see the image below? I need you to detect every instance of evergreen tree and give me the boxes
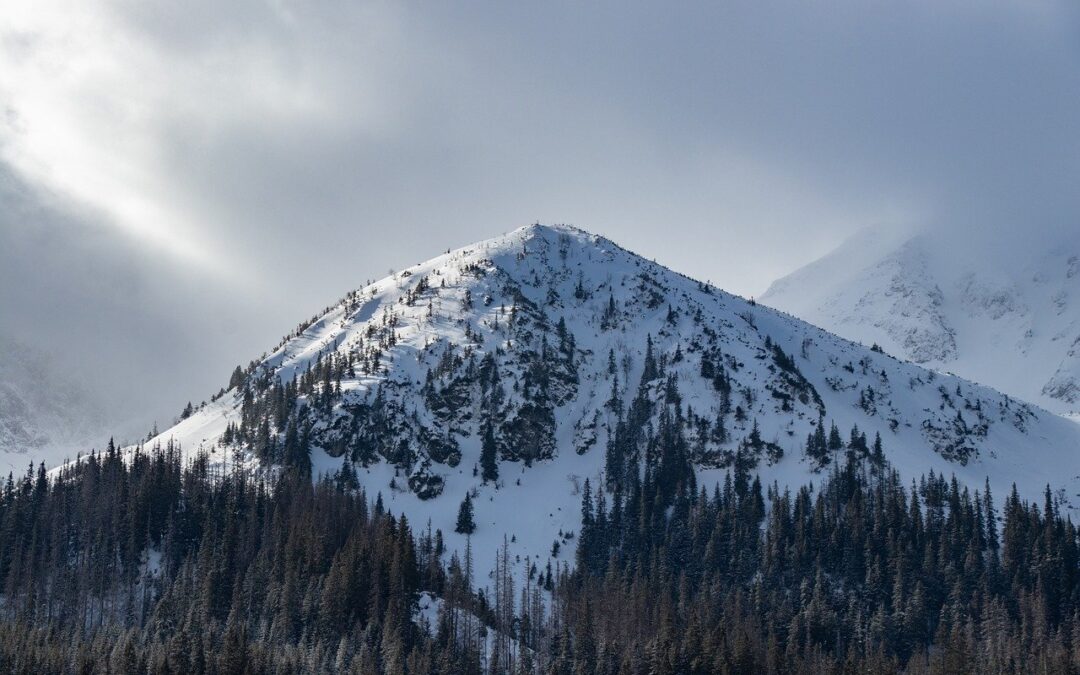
[641,334,659,384]
[228,365,245,389]
[7,405,1080,673]
[455,493,476,534]
[480,423,499,484]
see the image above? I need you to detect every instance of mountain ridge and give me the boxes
[762,228,1080,418]
[116,223,1080,570]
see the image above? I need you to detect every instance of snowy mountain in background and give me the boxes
[762,228,1080,419]
[126,224,1080,571]
[0,335,107,474]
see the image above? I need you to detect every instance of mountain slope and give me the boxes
[762,229,1080,418]
[0,335,106,474]
[136,224,1080,570]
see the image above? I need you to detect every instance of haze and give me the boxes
[1,1,1078,440]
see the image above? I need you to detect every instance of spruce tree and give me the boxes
[480,424,499,484]
[455,493,476,534]
[228,365,245,390]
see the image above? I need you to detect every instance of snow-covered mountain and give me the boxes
[0,335,106,474]
[762,229,1080,419]
[130,224,1080,571]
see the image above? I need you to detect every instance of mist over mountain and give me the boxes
[0,335,109,473]
[763,227,1080,419]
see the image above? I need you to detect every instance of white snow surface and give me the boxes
[762,228,1080,418]
[112,224,1080,577]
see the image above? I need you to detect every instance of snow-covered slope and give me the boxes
[0,335,106,474]
[762,228,1080,419]
[131,224,1080,573]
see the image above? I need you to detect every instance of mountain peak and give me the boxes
[510,221,597,240]
[127,225,1080,570]
[474,222,610,258]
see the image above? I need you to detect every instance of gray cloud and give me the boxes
[0,167,287,441]
[1,0,1078,434]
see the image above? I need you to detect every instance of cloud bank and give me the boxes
[1,0,1077,434]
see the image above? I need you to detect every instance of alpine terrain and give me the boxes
[131,223,1080,571]
[763,228,1080,419]
[0,335,106,473]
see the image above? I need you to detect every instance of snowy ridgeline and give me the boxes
[762,228,1080,418]
[114,224,1080,576]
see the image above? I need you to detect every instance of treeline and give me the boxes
[551,457,1080,674]
[0,443,479,674]
[5,440,1080,672]
[442,405,1080,675]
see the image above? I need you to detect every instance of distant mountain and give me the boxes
[762,229,1080,419]
[0,335,105,473]
[131,224,1080,570]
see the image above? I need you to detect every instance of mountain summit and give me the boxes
[138,223,1080,566]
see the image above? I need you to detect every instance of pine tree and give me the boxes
[641,334,659,384]
[577,479,595,571]
[228,365,245,390]
[480,424,499,484]
[872,432,884,466]
[455,493,476,535]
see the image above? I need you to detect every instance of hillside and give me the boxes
[762,229,1080,419]
[135,224,1080,570]
[0,335,106,474]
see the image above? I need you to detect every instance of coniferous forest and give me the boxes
[2,434,1080,673]
[8,0,1080,670]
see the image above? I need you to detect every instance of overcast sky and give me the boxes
[2,1,1078,438]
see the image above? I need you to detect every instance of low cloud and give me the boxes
[1,0,1077,431]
